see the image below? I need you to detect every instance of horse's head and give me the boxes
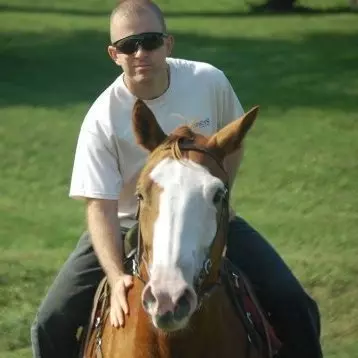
[132,100,259,332]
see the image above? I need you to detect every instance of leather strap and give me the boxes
[82,278,110,358]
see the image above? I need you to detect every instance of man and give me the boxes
[31,1,323,357]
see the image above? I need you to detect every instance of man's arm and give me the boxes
[86,198,124,286]
[87,198,133,327]
[70,111,132,327]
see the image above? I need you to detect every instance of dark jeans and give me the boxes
[31,217,322,358]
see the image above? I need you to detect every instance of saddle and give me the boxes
[220,258,281,357]
[80,225,281,358]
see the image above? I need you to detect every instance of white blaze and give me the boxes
[149,157,225,284]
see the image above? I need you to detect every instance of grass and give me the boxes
[0,0,357,357]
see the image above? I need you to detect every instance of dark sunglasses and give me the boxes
[112,32,168,55]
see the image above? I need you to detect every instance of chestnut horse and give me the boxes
[81,100,277,358]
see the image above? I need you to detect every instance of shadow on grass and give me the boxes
[0,4,356,17]
[0,28,357,111]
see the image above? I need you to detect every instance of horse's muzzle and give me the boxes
[141,280,197,331]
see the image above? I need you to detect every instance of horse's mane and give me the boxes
[157,126,197,159]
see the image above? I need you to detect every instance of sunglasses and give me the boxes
[112,32,168,55]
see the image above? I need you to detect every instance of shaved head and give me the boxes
[110,0,167,43]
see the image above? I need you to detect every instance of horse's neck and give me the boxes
[135,287,250,358]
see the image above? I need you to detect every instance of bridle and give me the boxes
[132,140,230,305]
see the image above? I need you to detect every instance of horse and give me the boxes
[81,99,279,358]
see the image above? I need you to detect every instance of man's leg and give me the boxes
[226,216,322,358]
[31,232,104,358]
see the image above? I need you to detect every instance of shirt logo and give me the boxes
[192,118,210,129]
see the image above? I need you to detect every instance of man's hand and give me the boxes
[110,274,134,328]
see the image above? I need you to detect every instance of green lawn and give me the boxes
[1,0,357,357]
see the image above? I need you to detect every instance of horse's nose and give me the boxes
[142,283,197,320]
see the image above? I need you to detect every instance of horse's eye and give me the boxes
[136,192,144,201]
[213,189,226,204]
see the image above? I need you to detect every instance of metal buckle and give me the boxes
[132,258,138,276]
[204,259,212,274]
[232,272,240,288]
[94,316,101,328]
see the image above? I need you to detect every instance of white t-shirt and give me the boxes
[69,58,244,227]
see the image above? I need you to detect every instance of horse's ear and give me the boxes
[132,99,167,152]
[208,106,259,158]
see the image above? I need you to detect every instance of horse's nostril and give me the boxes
[156,311,174,328]
[174,290,191,320]
[177,290,190,306]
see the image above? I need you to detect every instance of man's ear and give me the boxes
[165,35,174,57]
[108,46,121,66]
